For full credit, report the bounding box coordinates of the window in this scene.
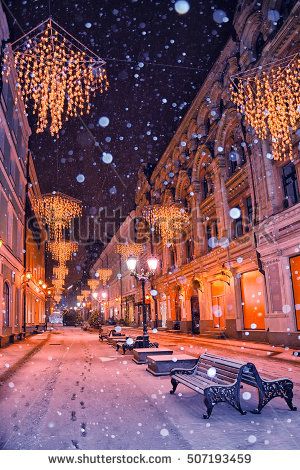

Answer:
[282,162,299,207]
[213,219,219,239]
[3,281,10,327]
[203,177,209,199]
[0,192,8,243]
[185,238,193,262]
[169,247,175,268]
[241,271,266,330]
[255,33,265,60]
[246,196,253,224]
[3,133,11,171]
[232,206,243,238]
[0,126,5,161]
[6,86,14,131]
[206,223,212,252]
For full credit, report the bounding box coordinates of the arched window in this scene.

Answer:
[255,33,265,60]
[3,281,10,326]
[282,162,299,208]
[225,127,246,177]
[169,246,176,269]
[203,176,209,199]
[185,238,193,262]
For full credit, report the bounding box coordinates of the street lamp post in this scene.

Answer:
[126,256,158,348]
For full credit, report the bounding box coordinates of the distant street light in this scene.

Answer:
[126,256,158,347]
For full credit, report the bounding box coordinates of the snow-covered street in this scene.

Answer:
[0,327,299,450]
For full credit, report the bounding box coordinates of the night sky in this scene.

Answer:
[4,0,238,286]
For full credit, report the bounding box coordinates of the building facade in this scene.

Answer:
[0,3,31,346]
[0,5,46,345]
[91,212,144,325]
[92,0,300,348]
[24,152,47,333]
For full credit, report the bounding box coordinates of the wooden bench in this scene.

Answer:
[170,353,296,419]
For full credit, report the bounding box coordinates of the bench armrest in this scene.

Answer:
[170,363,198,376]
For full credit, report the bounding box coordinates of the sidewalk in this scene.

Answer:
[104,326,300,389]
[0,331,51,383]
[116,326,300,361]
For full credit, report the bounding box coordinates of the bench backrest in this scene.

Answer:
[196,353,246,385]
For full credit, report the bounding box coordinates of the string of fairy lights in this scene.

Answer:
[230,53,300,161]
[143,204,189,246]
[2,18,108,136]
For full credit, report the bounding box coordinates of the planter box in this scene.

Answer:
[132,348,173,364]
[146,354,198,376]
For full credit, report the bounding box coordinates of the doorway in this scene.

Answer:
[191,295,200,334]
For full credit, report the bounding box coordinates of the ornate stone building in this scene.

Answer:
[0,5,46,345]
[92,0,300,347]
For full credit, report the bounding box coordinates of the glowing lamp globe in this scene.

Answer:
[147,257,158,272]
[126,257,137,272]
[92,292,98,300]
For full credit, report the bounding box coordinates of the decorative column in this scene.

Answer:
[211,155,230,238]
[188,182,205,257]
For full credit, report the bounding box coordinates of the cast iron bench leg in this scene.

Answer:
[252,379,297,414]
[203,384,246,419]
[170,378,179,395]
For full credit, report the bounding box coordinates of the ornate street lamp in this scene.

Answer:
[126,256,158,347]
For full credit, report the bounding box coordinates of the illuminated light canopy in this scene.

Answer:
[87,279,99,291]
[116,243,143,259]
[97,268,112,286]
[53,265,69,280]
[2,18,109,136]
[47,241,78,263]
[230,54,300,161]
[36,192,81,241]
[52,279,64,290]
[143,204,189,245]
[81,289,91,299]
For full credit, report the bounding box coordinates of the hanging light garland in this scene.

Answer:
[116,243,143,259]
[81,289,91,300]
[52,279,65,290]
[47,240,78,263]
[2,18,108,136]
[87,279,99,291]
[230,53,300,161]
[54,294,62,303]
[36,192,81,241]
[143,204,189,246]
[53,265,69,280]
[97,268,112,286]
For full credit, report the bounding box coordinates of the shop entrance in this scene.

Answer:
[240,270,266,330]
[211,281,226,329]
[290,256,300,330]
